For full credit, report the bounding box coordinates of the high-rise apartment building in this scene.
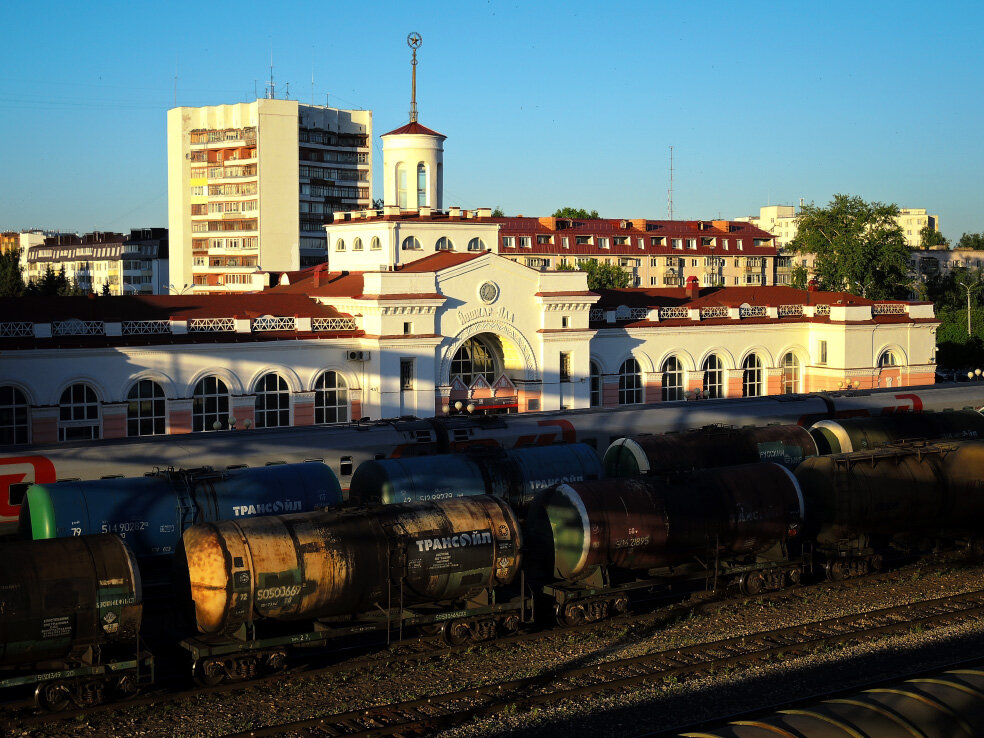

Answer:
[167,99,372,293]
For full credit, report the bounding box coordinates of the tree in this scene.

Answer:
[552,207,600,220]
[790,264,808,290]
[958,232,984,250]
[919,225,948,250]
[371,197,384,209]
[0,249,25,297]
[25,265,85,296]
[790,194,910,299]
[557,259,632,290]
[491,206,505,217]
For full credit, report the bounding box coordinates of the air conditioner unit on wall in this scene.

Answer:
[347,350,370,361]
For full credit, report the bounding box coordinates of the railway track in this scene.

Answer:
[220,588,984,738]
[1,559,971,731]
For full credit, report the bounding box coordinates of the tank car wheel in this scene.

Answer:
[499,614,521,634]
[613,597,630,614]
[264,651,287,675]
[36,681,72,712]
[113,673,140,701]
[441,621,471,647]
[825,560,847,581]
[194,659,227,687]
[787,566,802,586]
[557,602,586,627]
[869,555,883,572]
[741,572,765,595]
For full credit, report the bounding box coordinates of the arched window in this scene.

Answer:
[314,371,348,425]
[370,236,381,251]
[702,354,724,399]
[435,236,454,251]
[254,373,290,428]
[451,338,496,386]
[589,362,603,407]
[398,165,408,209]
[59,383,100,441]
[353,237,363,252]
[467,237,486,252]
[742,354,763,397]
[127,380,165,436]
[661,356,684,401]
[335,238,345,252]
[781,352,800,395]
[417,163,427,207]
[879,350,899,367]
[618,358,643,405]
[192,376,229,432]
[0,386,30,445]
[401,236,421,251]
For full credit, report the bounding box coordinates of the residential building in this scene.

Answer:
[167,99,372,293]
[23,229,168,294]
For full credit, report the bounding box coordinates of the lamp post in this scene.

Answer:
[167,283,193,295]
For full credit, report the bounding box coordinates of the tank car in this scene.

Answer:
[526,464,805,624]
[0,535,150,710]
[603,424,817,477]
[178,496,527,684]
[795,439,984,579]
[808,409,984,454]
[17,463,342,585]
[348,443,603,512]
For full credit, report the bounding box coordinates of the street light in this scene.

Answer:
[167,283,193,295]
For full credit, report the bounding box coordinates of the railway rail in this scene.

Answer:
[219,588,984,738]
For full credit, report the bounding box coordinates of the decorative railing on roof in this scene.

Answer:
[700,306,729,319]
[779,305,803,317]
[659,306,690,320]
[739,305,767,318]
[122,320,170,335]
[0,322,33,338]
[312,317,358,331]
[53,319,105,336]
[815,304,831,316]
[589,309,604,321]
[252,316,296,332]
[189,317,235,332]
[872,303,907,315]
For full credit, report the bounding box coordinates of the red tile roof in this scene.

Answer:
[381,121,446,138]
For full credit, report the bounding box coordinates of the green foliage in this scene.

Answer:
[958,232,984,250]
[101,282,111,296]
[919,225,948,250]
[790,264,808,290]
[790,194,911,299]
[0,249,25,297]
[491,206,505,217]
[557,259,632,290]
[552,206,600,220]
[25,265,87,296]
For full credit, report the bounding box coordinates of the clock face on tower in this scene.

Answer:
[479,281,499,304]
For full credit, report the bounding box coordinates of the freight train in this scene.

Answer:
[5,416,984,709]
[2,382,983,535]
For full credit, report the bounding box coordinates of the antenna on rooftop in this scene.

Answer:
[266,49,276,99]
[667,146,675,220]
[407,32,422,122]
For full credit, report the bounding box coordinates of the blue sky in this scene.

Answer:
[2,0,982,240]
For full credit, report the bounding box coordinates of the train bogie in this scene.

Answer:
[808,409,984,454]
[603,424,817,477]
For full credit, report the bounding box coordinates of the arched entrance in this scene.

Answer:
[440,325,538,415]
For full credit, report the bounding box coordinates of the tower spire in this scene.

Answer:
[407,32,422,123]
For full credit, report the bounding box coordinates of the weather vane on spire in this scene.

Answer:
[407,32,422,123]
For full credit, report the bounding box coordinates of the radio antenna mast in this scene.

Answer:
[407,32,422,122]
[667,146,675,220]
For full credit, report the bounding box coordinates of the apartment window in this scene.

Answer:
[737,239,744,250]
[435,236,454,251]
[651,237,665,246]
[618,358,643,405]
[59,383,100,441]
[126,380,165,437]
[400,359,415,390]
[560,352,572,382]
[468,238,486,251]
[561,315,570,328]
[819,340,828,365]
[502,236,515,247]
[371,237,381,251]
[254,373,290,429]
[687,239,697,250]
[661,356,684,401]
[702,355,724,399]
[637,238,644,249]
[519,236,532,248]
[353,238,363,252]
[537,235,552,245]
[576,236,591,245]
[403,321,413,334]
[589,362,603,407]
[0,385,30,445]
[314,371,348,424]
[598,237,609,249]
[672,239,683,249]
[401,236,421,250]
[562,237,569,249]
[691,259,698,267]
[192,376,229,432]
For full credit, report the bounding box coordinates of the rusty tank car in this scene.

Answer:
[808,409,984,455]
[526,463,805,624]
[0,535,150,710]
[178,496,525,684]
[603,424,817,477]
